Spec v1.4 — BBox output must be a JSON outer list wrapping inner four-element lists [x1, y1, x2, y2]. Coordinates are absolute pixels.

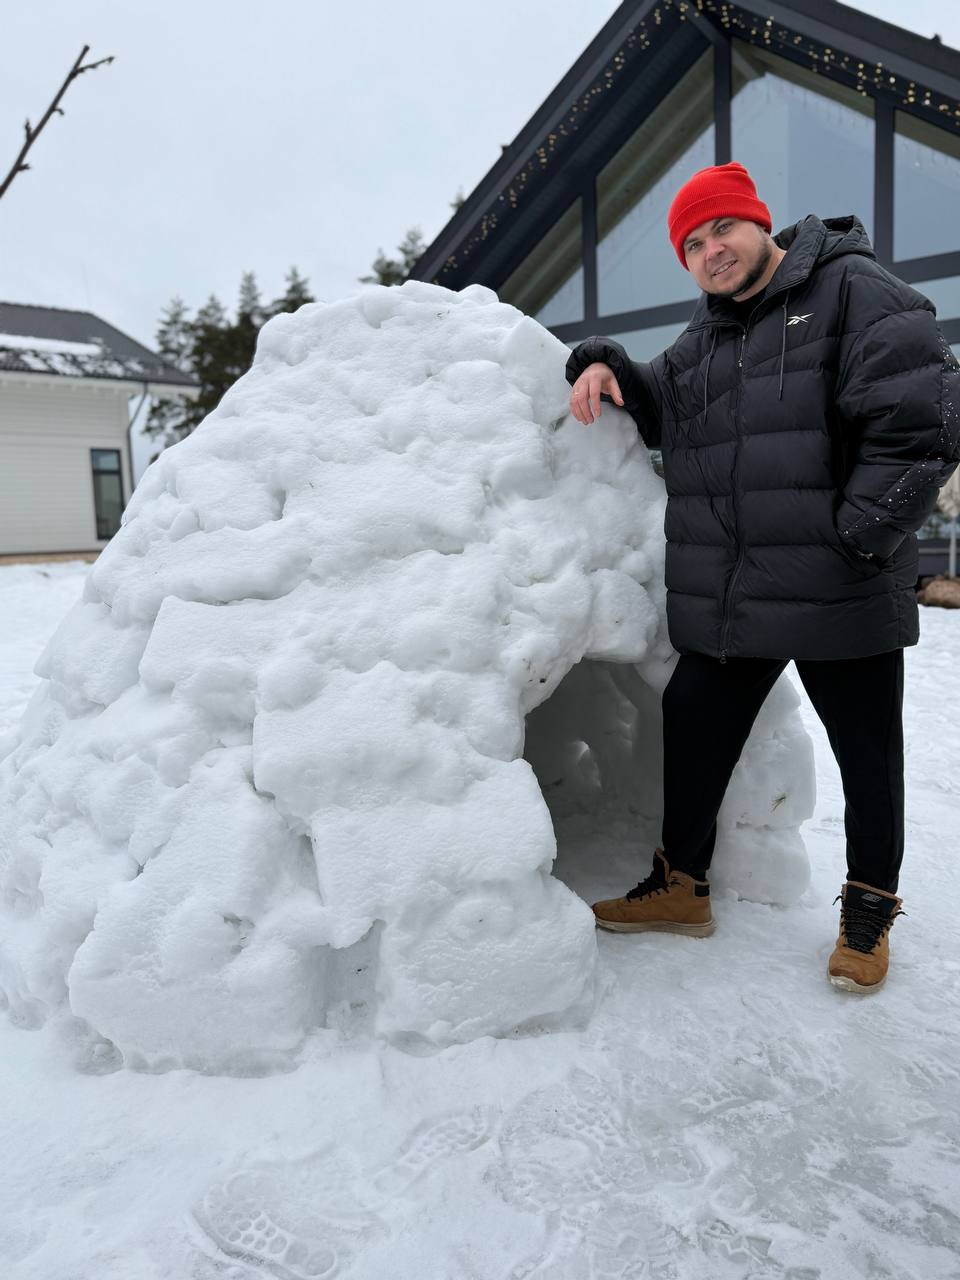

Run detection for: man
[[565, 160, 960, 993]]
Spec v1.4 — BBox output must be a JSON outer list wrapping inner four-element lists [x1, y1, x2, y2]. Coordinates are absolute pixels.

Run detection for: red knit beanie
[[668, 161, 771, 267]]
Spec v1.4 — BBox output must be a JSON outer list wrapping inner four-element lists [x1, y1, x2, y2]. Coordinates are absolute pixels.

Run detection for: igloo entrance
[[524, 653, 815, 918], [524, 657, 665, 909], [0, 282, 815, 1073]]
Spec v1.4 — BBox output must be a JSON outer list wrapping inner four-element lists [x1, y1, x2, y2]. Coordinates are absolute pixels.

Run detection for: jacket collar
[[686, 214, 827, 332]]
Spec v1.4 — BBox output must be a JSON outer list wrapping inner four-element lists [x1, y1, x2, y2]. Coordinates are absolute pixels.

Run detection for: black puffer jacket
[[566, 214, 960, 660]]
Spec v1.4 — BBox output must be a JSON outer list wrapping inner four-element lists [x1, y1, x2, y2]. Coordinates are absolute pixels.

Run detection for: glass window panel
[[732, 44, 874, 239], [499, 198, 582, 326], [895, 112, 960, 260], [91, 448, 121, 472], [536, 263, 584, 328], [597, 51, 714, 315], [605, 321, 691, 362], [93, 470, 123, 540], [91, 449, 123, 539], [909, 276, 960, 320]]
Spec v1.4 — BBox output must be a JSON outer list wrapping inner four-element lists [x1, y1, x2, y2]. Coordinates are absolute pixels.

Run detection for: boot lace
[[833, 895, 905, 954], [625, 868, 678, 901]]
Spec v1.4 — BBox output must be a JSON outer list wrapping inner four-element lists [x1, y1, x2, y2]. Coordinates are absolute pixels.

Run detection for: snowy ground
[[2, 560, 959, 1280]]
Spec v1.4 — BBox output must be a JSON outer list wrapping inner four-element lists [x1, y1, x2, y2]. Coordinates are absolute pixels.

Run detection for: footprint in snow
[[190, 1108, 497, 1278]]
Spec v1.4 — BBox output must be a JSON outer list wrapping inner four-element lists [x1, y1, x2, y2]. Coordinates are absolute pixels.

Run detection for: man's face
[[682, 216, 772, 298]]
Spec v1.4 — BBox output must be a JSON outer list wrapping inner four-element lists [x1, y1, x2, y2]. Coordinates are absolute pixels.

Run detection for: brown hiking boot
[[828, 880, 904, 993], [592, 848, 715, 936]]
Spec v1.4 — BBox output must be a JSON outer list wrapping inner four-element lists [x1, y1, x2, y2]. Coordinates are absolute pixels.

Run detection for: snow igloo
[[0, 281, 815, 1071]]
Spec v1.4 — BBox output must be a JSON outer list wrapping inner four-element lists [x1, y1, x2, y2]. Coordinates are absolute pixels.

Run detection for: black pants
[[660, 649, 905, 893]]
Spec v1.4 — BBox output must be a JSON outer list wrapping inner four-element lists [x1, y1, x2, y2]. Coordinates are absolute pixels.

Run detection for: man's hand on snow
[[570, 362, 624, 425]]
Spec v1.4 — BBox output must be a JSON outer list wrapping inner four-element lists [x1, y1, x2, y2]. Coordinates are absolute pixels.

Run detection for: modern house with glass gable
[[411, 0, 960, 388]]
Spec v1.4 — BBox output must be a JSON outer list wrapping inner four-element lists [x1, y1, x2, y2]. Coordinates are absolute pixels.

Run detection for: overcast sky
[[3, 0, 960, 356]]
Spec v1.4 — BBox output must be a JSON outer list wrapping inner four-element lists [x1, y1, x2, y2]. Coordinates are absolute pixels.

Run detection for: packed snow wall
[[0, 281, 814, 1072]]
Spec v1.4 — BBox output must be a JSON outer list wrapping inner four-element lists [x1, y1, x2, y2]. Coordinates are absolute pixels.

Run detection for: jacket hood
[[687, 214, 875, 330], [774, 213, 876, 266]]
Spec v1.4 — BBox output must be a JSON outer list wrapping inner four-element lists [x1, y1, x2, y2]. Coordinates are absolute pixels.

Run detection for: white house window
[[91, 448, 124, 540]]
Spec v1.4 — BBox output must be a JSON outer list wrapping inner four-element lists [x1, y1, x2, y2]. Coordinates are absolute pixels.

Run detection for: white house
[[0, 302, 199, 557]]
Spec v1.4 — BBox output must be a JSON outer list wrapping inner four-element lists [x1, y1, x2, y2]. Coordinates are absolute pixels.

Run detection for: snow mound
[[0, 282, 669, 1068], [0, 281, 815, 1071]]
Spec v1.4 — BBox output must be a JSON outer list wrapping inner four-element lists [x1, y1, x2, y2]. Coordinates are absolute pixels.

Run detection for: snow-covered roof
[[0, 302, 199, 390]]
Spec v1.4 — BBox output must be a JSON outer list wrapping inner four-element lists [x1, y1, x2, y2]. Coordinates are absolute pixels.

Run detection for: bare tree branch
[[0, 44, 115, 202]]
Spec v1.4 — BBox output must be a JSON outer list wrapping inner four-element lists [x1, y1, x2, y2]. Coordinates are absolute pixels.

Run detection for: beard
[[709, 238, 773, 299]]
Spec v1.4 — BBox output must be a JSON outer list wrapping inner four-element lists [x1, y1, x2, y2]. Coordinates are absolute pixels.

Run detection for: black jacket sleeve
[[564, 335, 663, 449], [835, 282, 960, 561]]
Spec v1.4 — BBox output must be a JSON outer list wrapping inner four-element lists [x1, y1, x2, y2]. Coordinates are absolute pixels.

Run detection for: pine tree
[[188, 292, 245, 429], [145, 267, 315, 450], [359, 249, 403, 287], [359, 226, 426, 286], [195, 293, 229, 329], [156, 295, 192, 366], [236, 271, 264, 326], [233, 273, 263, 377], [145, 296, 195, 444], [398, 227, 426, 276], [268, 266, 315, 316]]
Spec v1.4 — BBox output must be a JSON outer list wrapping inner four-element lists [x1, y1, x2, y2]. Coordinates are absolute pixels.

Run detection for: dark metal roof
[[410, 0, 678, 289], [769, 0, 960, 95], [0, 301, 199, 389], [410, 0, 960, 293]]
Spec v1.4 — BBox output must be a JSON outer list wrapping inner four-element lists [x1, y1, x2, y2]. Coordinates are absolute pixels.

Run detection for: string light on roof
[[432, 0, 960, 286]]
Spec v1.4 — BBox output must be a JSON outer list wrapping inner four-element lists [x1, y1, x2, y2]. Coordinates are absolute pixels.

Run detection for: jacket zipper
[[718, 320, 750, 664]]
